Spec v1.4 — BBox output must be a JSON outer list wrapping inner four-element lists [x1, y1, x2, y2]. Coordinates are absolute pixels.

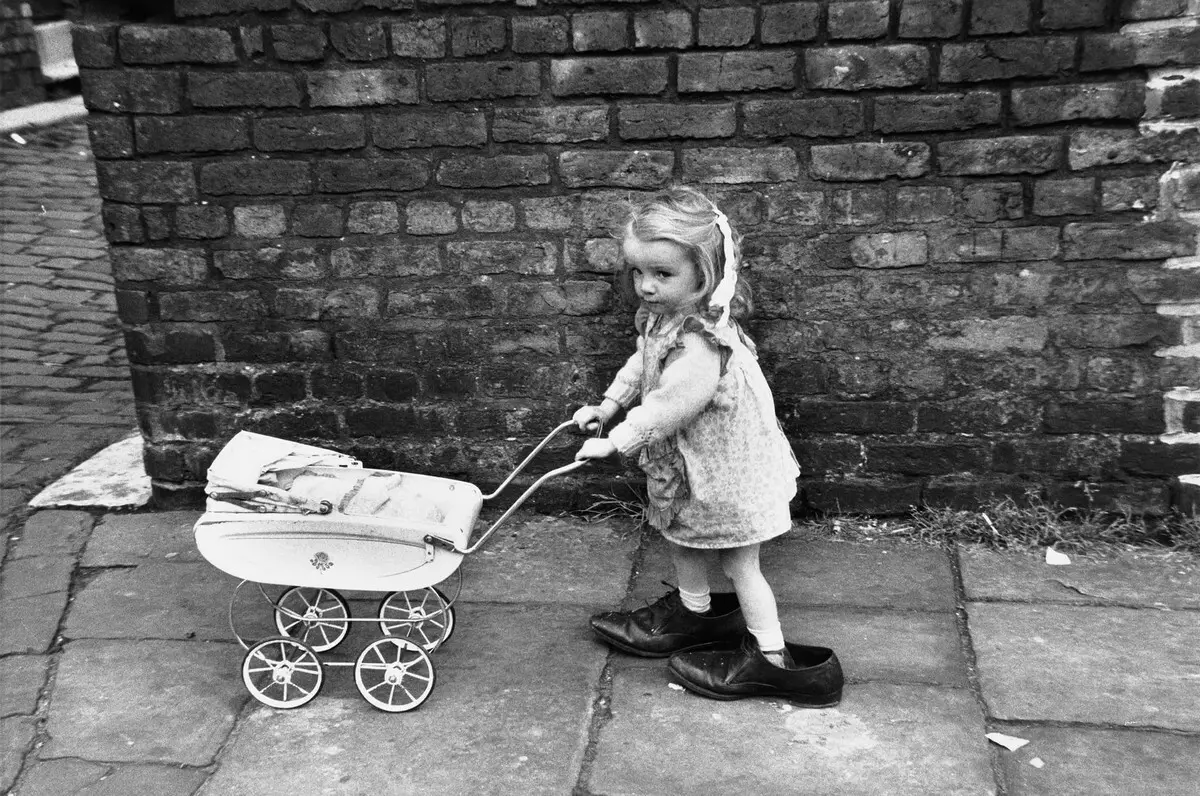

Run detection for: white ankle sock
[[748, 623, 786, 653], [679, 587, 712, 614]]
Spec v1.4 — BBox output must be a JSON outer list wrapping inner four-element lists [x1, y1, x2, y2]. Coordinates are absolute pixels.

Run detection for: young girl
[[573, 186, 843, 706]]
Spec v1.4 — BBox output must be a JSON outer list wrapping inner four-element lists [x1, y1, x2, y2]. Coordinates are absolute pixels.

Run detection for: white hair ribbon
[[709, 209, 738, 327]]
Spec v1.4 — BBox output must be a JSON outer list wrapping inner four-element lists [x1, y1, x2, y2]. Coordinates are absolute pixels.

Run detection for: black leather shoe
[[668, 633, 843, 707], [589, 588, 745, 658]]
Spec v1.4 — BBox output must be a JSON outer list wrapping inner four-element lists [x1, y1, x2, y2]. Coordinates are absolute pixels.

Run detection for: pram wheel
[[378, 587, 455, 652], [274, 587, 351, 652], [242, 636, 324, 709], [355, 637, 436, 713]]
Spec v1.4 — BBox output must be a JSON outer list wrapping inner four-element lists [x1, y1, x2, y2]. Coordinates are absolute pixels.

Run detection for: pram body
[[194, 422, 583, 713]]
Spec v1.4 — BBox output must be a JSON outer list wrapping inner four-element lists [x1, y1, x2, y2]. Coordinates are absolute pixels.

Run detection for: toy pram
[[194, 421, 585, 713]]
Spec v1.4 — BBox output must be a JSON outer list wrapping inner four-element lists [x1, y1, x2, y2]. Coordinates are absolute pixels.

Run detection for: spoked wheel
[[274, 587, 350, 652], [242, 636, 324, 709], [378, 587, 455, 652], [355, 637, 436, 713]]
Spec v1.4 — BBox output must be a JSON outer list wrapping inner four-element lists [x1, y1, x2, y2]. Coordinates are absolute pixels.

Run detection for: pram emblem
[[310, 551, 333, 572]]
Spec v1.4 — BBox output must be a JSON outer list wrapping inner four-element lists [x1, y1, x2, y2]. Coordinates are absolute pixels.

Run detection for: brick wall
[[1, 1, 46, 110], [73, 0, 1200, 515]]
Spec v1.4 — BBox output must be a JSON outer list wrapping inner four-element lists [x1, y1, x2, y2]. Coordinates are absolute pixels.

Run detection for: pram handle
[[461, 458, 588, 554], [480, 419, 580, 501]]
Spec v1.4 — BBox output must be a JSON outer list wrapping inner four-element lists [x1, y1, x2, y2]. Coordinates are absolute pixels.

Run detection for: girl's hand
[[575, 437, 617, 461], [572, 405, 606, 433]]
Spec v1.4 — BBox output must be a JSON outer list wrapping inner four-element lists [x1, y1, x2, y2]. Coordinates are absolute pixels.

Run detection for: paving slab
[[968, 603, 1200, 730], [12, 759, 209, 796], [993, 724, 1200, 796], [0, 591, 68, 655], [9, 509, 92, 559], [0, 655, 50, 718], [458, 514, 639, 603], [81, 510, 205, 566], [1, 715, 37, 792], [28, 432, 150, 509], [633, 535, 958, 612], [780, 606, 970, 687], [960, 546, 1200, 609], [200, 603, 605, 796], [40, 639, 248, 766], [0, 552, 73, 599], [589, 665, 996, 796]]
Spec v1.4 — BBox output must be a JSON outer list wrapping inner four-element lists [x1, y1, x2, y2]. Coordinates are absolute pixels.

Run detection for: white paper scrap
[[985, 732, 1030, 751], [667, 682, 684, 691], [1029, 757, 1045, 768], [1045, 547, 1071, 566]]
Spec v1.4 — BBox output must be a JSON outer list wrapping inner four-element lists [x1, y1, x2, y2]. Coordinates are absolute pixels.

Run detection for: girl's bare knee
[[718, 545, 762, 582]]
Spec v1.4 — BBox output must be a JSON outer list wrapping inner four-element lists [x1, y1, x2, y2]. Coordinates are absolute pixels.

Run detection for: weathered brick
[[111, 247, 207, 284], [86, 116, 133, 158], [782, 400, 914, 435], [940, 39, 1075, 82], [969, 0, 1030, 34], [254, 115, 365, 151], [134, 116, 248, 153], [962, 183, 1024, 221], [252, 371, 308, 405], [1040, 0, 1107, 29], [271, 288, 326, 320], [804, 478, 922, 515], [119, 25, 236, 64], [1033, 178, 1096, 216], [241, 26, 264, 57], [512, 16, 568, 54], [346, 201, 398, 235], [524, 197, 578, 232], [493, 106, 608, 144], [463, 200, 516, 233], [743, 98, 863, 137], [451, 16, 505, 57], [918, 399, 1040, 434], [272, 24, 325, 61], [308, 69, 418, 106], [683, 146, 799, 184], [698, 7, 755, 47], [550, 57, 667, 97], [372, 111, 486, 149], [875, 91, 1000, 133], [448, 240, 557, 276], [175, 0, 290, 15], [938, 136, 1059, 176], [331, 244, 440, 277], [828, 0, 890, 39], [1122, 0, 1191, 21], [1062, 221, 1197, 260], [760, 2, 821, 43], [311, 365, 364, 400], [572, 11, 627, 51], [406, 200, 458, 235], [1069, 127, 1200, 169], [221, 331, 330, 363], [292, 204, 346, 238], [126, 328, 217, 365], [71, 23, 115, 68], [330, 22, 388, 61], [101, 204, 143, 243], [830, 188, 887, 224], [928, 317, 1048, 351], [895, 186, 955, 223], [214, 248, 328, 280], [160, 290, 265, 321], [201, 161, 311, 195], [1044, 399, 1163, 434], [559, 150, 674, 188], [96, 162, 198, 203], [866, 440, 991, 475], [1120, 440, 1200, 477], [143, 208, 171, 241], [993, 437, 1120, 479], [1082, 27, 1200, 71], [806, 45, 930, 90], [1012, 82, 1145, 126], [233, 205, 287, 237], [850, 232, 928, 269], [188, 72, 301, 108], [1052, 313, 1180, 348], [897, 0, 963, 38], [620, 103, 736, 139], [634, 9, 692, 49], [437, 154, 550, 188], [315, 158, 428, 193], [1152, 74, 1200, 119], [810, 142, 930, 181], [427, 62, 539, 101], [176, 205, 229, 240], [81, 70, 182, 114], [114, 289, 150, 324], [1101, 176, 1159, 211], [1002, 226, 1060, 260], [391, 19, 445, 59], [345, 406, 417, 437]]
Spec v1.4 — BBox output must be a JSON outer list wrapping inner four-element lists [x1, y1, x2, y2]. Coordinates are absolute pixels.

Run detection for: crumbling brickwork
[[72, 0, 1200, 514], [1, 1, 46, 110]]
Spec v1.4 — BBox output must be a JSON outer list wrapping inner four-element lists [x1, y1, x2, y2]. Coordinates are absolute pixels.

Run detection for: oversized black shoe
[[667, 633, 843, 707], [589, 588, 745, 658]]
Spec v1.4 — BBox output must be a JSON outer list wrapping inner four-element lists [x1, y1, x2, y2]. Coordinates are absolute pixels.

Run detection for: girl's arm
[[605, 331, 721, 456]]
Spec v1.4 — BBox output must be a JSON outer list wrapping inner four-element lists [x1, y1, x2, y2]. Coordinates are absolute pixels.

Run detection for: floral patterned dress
[[603, 307, 799, 549]]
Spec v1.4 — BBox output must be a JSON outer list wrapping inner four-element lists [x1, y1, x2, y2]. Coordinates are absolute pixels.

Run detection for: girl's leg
[[668, 540, 712, 614], [719, 544, 791, 666]]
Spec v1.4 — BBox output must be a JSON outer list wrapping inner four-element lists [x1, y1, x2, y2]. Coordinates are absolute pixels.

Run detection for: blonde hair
[[618, 186, 754, 321]]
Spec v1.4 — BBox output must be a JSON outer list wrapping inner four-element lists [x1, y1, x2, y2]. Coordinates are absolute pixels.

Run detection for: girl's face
[[622, 234, 703, 315]]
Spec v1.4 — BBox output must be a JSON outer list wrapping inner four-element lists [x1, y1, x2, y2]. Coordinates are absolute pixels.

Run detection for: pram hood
[[205, 431, 362, 513]]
